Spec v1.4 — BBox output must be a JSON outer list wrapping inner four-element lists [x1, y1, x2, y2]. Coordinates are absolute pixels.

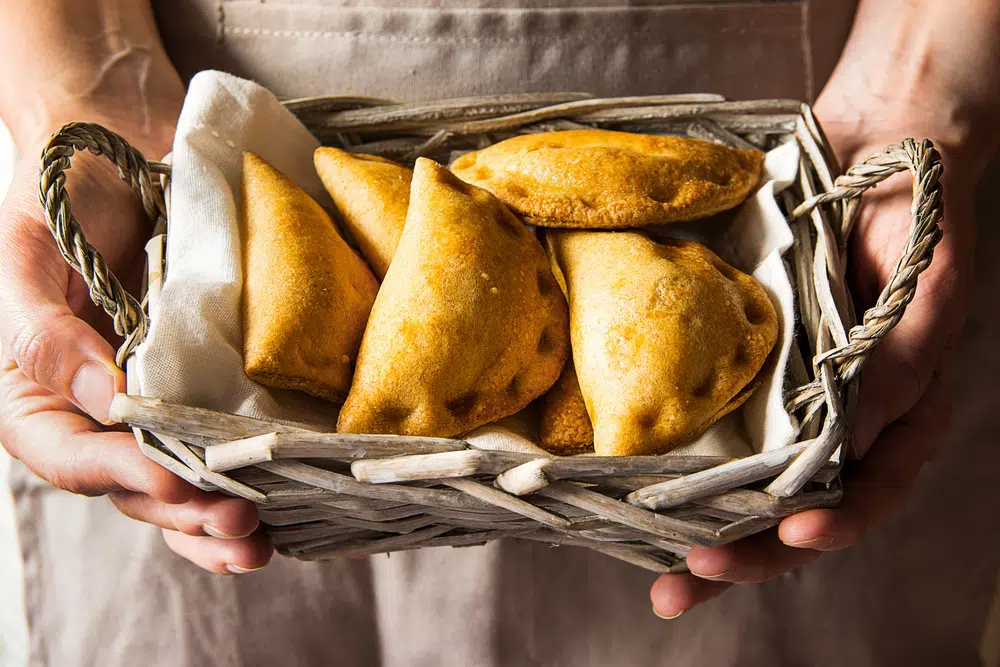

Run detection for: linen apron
[[8, 1, 1000, 665]]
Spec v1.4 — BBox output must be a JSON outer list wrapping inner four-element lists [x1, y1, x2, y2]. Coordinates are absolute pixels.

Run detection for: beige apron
[[11, 1, 1000, 665]]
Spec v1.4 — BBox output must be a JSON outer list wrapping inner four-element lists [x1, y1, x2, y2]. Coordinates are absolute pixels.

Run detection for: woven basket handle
[[789, 139, 944, 388], [790, 139, 944, 392], [37, 122, 168, 366]]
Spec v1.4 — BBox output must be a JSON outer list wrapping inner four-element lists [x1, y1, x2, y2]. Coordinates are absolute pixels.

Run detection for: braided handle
[[789, 139, 944, 405], [38, 122, 168, 366]]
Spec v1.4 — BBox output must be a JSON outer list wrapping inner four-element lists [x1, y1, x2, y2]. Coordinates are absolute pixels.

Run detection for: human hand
[[0, 114, 272, 575], [649, 104, 982, 618]]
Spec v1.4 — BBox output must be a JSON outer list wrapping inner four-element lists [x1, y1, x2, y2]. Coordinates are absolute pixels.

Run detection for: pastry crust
[[338, 158, 569, 438], [538, 359, 595, 455], [548, 230, 777, 456], [314, 148, 411, 280], [241, 152, 379, 403], [452, 129, 763, 228]]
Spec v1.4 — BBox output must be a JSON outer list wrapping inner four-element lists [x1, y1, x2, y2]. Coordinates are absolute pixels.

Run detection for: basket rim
[[137, 94, 852, 468], [143, 91, 851, 445]]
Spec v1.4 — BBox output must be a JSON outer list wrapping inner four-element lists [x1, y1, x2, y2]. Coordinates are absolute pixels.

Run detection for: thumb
[[5, 307, 125, 424], [0, 187, 125, 424], [848, 173, 974, 457]]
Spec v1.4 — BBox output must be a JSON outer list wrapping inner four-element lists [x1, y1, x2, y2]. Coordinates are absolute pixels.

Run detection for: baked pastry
[[241, 152, 379, 402], [314, 147, 411, 279], [548, 230, 777, 456], [451, 129, 763, 228], [338, 158, 569, 438], [538, 359, 595, 455]]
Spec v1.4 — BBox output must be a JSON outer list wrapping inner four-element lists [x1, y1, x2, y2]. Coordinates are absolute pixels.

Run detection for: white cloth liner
[[136, 70, 800, 458]]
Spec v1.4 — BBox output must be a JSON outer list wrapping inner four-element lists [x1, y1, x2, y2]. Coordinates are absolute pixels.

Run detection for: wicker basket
[[37, 93, 943, 573]]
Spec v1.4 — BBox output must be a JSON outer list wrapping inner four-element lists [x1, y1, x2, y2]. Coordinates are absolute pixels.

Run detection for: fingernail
[[226, 563, 266, 575], [653, 607, 685, 620], [784, 535, 835, 550], [71, 363, 116, 424], [202, 524, 248, 540], [690, 570, 731, 581]]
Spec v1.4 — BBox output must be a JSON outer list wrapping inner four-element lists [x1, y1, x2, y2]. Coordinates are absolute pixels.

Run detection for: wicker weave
[[37, 94, 943, 573]]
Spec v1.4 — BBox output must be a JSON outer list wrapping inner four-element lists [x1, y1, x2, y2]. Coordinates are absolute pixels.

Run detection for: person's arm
[[0, 1, 271, 574], [0, 0, 183, 155], [651, 0, 1000, 617], [819, 0, 1000, 173]]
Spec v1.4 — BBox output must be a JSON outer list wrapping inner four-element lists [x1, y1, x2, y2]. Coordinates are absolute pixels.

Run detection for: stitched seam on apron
[[223, 25, 687, 43], [226, 26, 533, 42], [216, 0, 226, 45], [800, 0, 814, 100]]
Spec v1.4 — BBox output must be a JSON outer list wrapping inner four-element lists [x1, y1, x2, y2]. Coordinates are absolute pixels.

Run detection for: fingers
[[162, 529, 274, 575], [650, 393, 942, 610], [0, 355, 193, 502], [780, 367, 951, 551], [11, 315, 123, 425], [3, 347, 268, 576], [778, 451, 924, 553], [649, 531, 820, 617], [649, 365, 953, 615], [0, 158, 272, 579], [850, 274, 957, 456], [649, 573, 732, 619], [0, 189, 125, 424], [40, 429, 194, 502], [7, 419, 192, 503], [109, 489, 260, 538], [685, 530, 822, 584], [848, 173, 973, 456]]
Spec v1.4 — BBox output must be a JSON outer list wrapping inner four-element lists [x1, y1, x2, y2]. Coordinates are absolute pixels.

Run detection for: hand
[[0, 115, 272, 575], [649, 108, 980, 618]]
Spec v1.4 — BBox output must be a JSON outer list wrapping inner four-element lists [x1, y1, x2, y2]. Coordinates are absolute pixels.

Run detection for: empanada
[[338, 158, 569, 438], [548, 230, 777, 456], [452, 129, 763, 228], [314, 147, 411, 279], [538, 359, 595, 455], [242, 152, 379, 402]]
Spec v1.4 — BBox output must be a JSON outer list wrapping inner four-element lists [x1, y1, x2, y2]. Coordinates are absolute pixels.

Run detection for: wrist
[[816, 0, 1000, 180], [2, 59, 183, 160], [0, 0, 185, 160], [30, 97, 181, 161], [814, 88, 994, 185]]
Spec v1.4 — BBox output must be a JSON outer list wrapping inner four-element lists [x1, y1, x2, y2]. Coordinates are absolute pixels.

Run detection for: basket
[[37, 93, 943, 573]]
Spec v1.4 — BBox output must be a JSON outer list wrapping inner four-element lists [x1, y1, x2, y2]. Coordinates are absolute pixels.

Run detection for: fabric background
[[0, 118, 28, 667]]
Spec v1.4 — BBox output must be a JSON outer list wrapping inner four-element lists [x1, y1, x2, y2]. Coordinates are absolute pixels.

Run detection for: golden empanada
[[314, 147, 411, 279], [538, 359, 595, 455], [452, 129, 763, 228], [338, 158, 569, 438], [548, 230, 777, 456], [537, 358, 759, 456], [242, 152, 379, 402]]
